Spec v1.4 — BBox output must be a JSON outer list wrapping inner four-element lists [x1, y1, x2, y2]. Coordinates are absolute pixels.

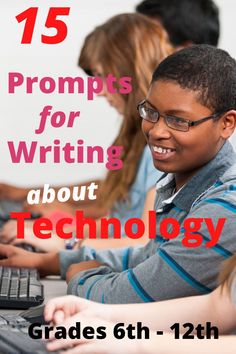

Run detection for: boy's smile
[[142, 80, 226, 189]]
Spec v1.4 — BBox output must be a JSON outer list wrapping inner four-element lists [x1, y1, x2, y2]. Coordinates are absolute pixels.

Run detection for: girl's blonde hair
[[79, 13, 173, 209], [220, 254, 236, 289]]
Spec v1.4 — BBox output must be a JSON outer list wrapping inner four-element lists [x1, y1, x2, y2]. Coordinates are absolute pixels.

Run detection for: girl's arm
[[142, 332, 236, 354], [104, 285, 236, 334], [46, 313, 236, 354]]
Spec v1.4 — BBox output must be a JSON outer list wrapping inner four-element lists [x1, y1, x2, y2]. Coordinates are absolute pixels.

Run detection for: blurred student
[[136, 0, 220, 48], [1, 45, 236, 305], [0, 14, 171, 250], [45, 255, 236, 354]]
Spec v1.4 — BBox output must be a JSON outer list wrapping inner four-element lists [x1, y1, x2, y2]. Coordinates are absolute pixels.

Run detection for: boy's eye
[[168, 116, 188, 126], [166, 116, 189, 131], [148, 108, 159, 121]]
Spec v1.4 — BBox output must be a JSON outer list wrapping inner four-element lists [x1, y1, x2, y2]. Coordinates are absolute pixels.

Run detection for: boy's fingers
[[0, 259, 12, 267], [0, 229, 14, 242], [0, 244, 14, 257], [12, 238, 34, 247]]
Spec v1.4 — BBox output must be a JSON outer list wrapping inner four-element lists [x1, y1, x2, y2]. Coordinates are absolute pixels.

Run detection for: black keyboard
[[0, 266, 44, 309], [0, 314, 57, 353]]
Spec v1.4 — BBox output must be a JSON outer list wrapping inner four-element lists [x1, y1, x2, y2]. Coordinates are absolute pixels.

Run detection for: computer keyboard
[[0, 266, 44, 309], [0, 314, 57, 353]]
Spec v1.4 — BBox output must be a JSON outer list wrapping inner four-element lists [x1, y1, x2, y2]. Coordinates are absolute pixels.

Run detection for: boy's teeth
[[153, 146, 172, 154]]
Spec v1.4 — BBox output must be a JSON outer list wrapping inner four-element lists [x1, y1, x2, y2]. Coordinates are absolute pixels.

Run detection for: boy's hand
[[0, 220, 65, 252], [66, 260, 102, 283], [12, 231, 65, 252], [0, 244, 60, 276]]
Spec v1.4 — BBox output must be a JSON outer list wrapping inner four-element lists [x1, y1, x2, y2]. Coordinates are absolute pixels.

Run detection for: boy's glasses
[[137, 100, 224, 132]]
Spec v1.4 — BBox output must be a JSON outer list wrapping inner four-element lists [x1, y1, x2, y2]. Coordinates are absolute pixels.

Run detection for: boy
[[1, 45, 236, 303]]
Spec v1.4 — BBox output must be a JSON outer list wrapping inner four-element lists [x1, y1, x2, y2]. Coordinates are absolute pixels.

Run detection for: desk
[[42, 277, 67, 303], [0, 277, 67, 316]]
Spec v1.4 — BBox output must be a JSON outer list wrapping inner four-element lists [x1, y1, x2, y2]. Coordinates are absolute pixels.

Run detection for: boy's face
[[142, 80, 225, 187]]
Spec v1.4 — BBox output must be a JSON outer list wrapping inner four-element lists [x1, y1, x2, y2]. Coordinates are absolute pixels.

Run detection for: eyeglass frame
[[137, 99, 225, 132]]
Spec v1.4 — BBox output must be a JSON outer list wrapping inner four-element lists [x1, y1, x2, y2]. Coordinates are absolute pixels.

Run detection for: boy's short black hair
[[136, 0, 219, 46], [151, 45, 236, 113]]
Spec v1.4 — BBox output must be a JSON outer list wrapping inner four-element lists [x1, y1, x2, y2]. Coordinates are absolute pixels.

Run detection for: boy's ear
[[220, 110, 236, 139], [174, 41, 193, 52]]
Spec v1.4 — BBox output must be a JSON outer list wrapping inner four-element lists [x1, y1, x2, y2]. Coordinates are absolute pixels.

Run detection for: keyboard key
[[19, 278, 28, 298], [11, 268, 20, 277], [29, 284, 43, 299], [10, 278, 19, 298], [30, 269, 38, 278], [20, 268, 29, 277], [0, 277, 10, 297], [0, 266, 44, 309], [3, 267, 11, 277]]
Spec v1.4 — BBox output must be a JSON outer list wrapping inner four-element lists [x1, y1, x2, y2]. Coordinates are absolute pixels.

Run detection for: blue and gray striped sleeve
[[59, 244, 146, 280], [60, 183, 236, 303]]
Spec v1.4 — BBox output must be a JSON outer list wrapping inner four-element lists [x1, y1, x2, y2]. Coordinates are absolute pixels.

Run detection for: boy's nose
[[148, 116, 172, 140]]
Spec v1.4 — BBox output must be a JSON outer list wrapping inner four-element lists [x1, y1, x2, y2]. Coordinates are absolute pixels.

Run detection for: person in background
[[136, 0, 219, 48], [44, 255, 236, 354], [0, 14, 172, 251]]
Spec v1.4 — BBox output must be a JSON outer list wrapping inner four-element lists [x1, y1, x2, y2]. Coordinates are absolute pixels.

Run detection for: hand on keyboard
[[0, 244, 60, 276], [0, 219, 65, 252], [13, 229, 66, 252], [0, 245, 31, 267]]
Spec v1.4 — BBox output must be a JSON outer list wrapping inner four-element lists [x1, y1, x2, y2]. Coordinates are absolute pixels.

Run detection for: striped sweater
[[60, 141, 236, 303]]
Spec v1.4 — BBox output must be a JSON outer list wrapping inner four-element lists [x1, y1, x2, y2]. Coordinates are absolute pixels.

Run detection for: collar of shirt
[[155, 141, 236, 213], [155, 174, 184, 211]]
